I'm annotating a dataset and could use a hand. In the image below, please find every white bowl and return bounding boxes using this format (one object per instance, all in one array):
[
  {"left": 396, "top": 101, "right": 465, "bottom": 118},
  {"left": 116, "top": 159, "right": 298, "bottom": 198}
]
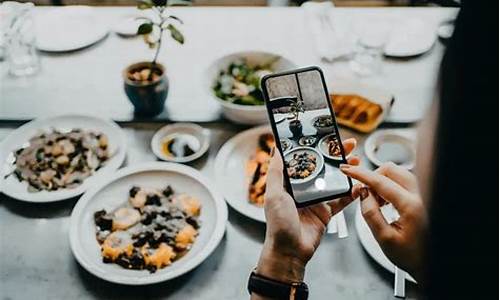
[
  {"left": 69, "top": 162, "right": 228, "bottom": 285},
  {"left": 205, "top": 51, "right": 296, "bottom": 125},
  {"left": 151, "top": 123, "right": 210, "bottom": 163}
]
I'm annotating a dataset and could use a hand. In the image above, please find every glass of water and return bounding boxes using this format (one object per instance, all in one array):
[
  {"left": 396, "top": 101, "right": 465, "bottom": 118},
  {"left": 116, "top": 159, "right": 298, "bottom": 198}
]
[
  {"left": 3, "top": 1, "right": 40, "bottom": 77},
  {"left": 350, "top": 19, "right": 391, "bottom": 77}
]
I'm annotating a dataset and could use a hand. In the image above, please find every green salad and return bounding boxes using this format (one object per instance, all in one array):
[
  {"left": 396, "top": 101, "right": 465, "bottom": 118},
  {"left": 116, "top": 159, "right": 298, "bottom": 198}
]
[{"left": 213, "top": 59, "right": 274, "bottom": 106}]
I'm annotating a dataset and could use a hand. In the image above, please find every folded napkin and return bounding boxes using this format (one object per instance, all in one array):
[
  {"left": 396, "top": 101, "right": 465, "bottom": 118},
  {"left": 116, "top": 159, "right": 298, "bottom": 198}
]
[{"left": 302, "top": 1, "right": 356, "bottom": 62}]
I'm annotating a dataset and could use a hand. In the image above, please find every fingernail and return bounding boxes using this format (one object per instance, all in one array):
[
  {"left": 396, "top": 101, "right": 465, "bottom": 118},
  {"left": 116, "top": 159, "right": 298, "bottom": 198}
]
[
  {"left": 270, "top": 147, "right": 275, "bottom": 157},
  {"left": 359, "top": 187, "right": 369, "bottom": 201},
  {"left": 340, "top": 164, "right": 351, "bottom": 171}
]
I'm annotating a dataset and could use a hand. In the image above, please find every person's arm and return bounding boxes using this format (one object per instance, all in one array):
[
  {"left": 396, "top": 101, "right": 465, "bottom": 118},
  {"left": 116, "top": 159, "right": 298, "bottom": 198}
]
[{"left": 250, "top": 139, "right": 359, "bottom": 299}]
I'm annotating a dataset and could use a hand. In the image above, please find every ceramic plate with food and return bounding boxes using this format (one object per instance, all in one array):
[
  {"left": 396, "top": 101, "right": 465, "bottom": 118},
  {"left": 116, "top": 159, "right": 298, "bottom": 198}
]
[
  {"left": 280, "top": 138, "right": 293, "bottom": 152},
  {"left": 69, "top": 162, "right": 227, "bottom": 285},
  {"left": 328, "top": 80, "right": 394, "bottom": 133},
  {"left": 206, "top": 51, "right": 296, "bottom": 125},
  {"left": 317, "top": 133, "right": 347, "bottom": 161},
  {"left": 151, "top": 123, "right": 210, "bottom": 163},
  {"left": 214, "top": 126, "right": 273, "bottom": 222},
  {"left": 284, "top": 147, "right": 324, "bottom": 185},
  {"left": 0, "top": 115, "right": 126, "bottom": 202}
]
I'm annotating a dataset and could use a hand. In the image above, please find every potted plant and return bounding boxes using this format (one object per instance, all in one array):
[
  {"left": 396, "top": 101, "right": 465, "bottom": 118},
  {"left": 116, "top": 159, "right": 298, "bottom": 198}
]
[
  {"left": 288, "top": 96, "right": 305, "bottom": 137},
  {"left": 124, "top": 0, "right": 189, "bottom": 117}
]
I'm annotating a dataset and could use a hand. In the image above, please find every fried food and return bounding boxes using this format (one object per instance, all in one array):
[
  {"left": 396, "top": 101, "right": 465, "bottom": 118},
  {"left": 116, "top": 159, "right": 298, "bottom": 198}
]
[
  {"left": 331, "top": 94, "right": 383, "bottom": 133},
  {"left": 246, "top": 133, "right": 275, "bottom": 206},
  {"left": 8, "top": 129, "right": 109, "bottom": 192},
  {"left": 94, "top": 185, "right": 201, "bottom": 273}
]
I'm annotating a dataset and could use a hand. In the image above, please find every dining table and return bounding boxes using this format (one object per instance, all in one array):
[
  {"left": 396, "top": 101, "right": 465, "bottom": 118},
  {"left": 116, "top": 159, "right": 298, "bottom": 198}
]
[{"left": 0, "top": 5, "right": 458, "bottom": 300}]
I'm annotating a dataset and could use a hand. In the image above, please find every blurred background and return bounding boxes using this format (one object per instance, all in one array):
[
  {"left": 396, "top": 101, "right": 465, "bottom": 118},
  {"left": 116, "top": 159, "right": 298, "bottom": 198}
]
[{"left": 21, "top": 0, "right": 461, "bottom": 7}]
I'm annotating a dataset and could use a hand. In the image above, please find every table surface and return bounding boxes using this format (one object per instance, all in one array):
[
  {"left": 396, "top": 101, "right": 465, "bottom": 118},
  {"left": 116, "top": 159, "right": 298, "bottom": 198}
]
[
  {"left": 0, "top": 6, "right": 457, "bottom": 123},
  {"left": 0, "top": 6, "right": 457, "bottom": 300}
]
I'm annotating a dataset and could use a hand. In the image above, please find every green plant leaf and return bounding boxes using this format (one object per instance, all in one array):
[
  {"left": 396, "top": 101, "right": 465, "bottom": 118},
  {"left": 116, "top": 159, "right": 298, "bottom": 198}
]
[
  {"left": 168, "top": 0, "right": 192, "bottom": 6},
  {"left": 167, "top": 15, "right": 183, "bottom": 24},
  {"left": 137, "top": 0, "right": 153, "bottom": 9},
  {"left": 137, "top": 22, "right": 153, "bottom": 35},
  {"left": 166, "top": 23, "right": 184, "bottom": 44}
]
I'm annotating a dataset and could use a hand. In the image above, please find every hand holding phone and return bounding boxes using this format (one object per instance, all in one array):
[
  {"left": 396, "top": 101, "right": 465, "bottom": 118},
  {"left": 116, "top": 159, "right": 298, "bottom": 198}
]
[{"left": 261, "top": 66, "right": 352, "bottom": 207}]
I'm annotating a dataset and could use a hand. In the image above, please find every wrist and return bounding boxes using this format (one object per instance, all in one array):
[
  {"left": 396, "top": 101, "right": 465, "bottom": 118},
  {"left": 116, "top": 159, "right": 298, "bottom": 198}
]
[{"left": 256, "top": 242, "right": 306, "bottom": 283}]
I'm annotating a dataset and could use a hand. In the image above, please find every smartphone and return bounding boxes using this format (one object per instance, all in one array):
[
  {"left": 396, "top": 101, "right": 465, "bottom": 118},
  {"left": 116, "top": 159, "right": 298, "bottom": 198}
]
[{"left": 261, "top": 66, "right": 352, "bottom": 207}]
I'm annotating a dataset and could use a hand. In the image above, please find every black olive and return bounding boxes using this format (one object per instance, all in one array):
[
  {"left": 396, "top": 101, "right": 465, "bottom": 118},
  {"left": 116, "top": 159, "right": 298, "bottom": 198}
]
[
  {"left": 129, "top": 186, "right": 140, "bottom": 198},
  {"left": 146, "top": 194, "right": 161, "bottom": 206},
  {"left": 162, "top": 185, "right": 174, "bottom": 197}
]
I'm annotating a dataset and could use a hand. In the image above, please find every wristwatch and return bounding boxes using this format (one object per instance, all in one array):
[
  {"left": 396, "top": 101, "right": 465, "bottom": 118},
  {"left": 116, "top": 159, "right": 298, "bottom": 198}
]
[{"left": 247, "top": 269, "right": 309, "bottom": 300}]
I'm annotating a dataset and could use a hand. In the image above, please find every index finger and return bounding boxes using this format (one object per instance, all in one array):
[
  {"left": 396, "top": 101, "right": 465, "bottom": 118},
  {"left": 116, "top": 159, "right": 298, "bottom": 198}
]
[
  {"left": 340, "top": 165, "right": 413, "bottom": 210},
  {"left": 376, "top": 162, "right": 419, "bottom": 193}
]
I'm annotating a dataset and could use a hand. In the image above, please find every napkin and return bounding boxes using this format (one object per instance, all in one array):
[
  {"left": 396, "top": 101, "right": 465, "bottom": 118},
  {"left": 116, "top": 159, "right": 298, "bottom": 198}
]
[{"left": 302, "top": 1, "right": 355, "bottom": 62}]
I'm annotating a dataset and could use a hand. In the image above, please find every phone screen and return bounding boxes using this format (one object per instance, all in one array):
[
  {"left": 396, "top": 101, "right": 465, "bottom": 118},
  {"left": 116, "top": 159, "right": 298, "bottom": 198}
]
[{"left": 262, "top": 67, "right": 352, "bottom": 206}]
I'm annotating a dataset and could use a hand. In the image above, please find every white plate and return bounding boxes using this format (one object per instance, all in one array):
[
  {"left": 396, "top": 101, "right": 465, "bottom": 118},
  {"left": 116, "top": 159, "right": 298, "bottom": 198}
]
[
  {"left": 214, "top": 125, "right": 271, "bottom": 222},
  {"left": 35, "top": 6, "right": 108, "bottom": 52},
  {"left": 317, "top": 133, "right": 346, "bottom": 161},
  {"left": 384, "top": 18, "right": 436, "bottom": 57},
  {"left": 354, "top": 201, "right": 416, "bottom": 283},
  {"left": 364, "top": 129, "right": 416, "bottom": 170},
  {"left": 151, "top": 123, "right": 210, "bottom": 163},
  {"left": 69, "top": 162, "right": 228, "bottom": 285},
  {"left": 0, "top": 114, "right": 126, "bottom": 202},
  {"left": 284, "top": 146, "right": 324, "bottom": 185}
]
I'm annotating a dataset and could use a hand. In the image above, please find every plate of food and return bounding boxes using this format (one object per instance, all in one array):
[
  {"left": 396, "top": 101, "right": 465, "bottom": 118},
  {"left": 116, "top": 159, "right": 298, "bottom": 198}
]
[
  {"left": 284, "top": 147, "right": 324, "bottom": 185},
  {"left": 311, "top": 115, "right": 335, "bottom": 135},
  {"left": 298, "top": 135, "right": 317, "bottom": 147},
  {"left": 0, "top": 115, "right": 126, "bottom": 202},
  {"left": 69, "top": 162, "right": 227, "bottom": 285},
  {"left": 317, "top": 133, "right": 347, "bottom": 161},
  {"left": 206, "top": 51, "right": 296, "bottom": 125},
  {"left": 280, "top": 138, "right": 293, "bottom": 152},
  {"left": 328, "top": 80, "right": 394, "bottom": 133},
  {"left": 214, "top": 126, "right": 274, "bottom": 222}
]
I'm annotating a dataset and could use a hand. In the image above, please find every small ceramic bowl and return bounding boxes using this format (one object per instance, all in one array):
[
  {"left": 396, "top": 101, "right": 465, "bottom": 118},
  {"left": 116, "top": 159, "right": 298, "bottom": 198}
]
[{"left": 151, "top": 123, "right": 210, "bottom": 163}]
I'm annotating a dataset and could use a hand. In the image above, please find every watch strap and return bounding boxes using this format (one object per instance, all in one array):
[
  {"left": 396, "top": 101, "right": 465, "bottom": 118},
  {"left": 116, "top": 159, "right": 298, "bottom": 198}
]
[{"left": 247, "top": 270, "right": 309, "bottom": 300}]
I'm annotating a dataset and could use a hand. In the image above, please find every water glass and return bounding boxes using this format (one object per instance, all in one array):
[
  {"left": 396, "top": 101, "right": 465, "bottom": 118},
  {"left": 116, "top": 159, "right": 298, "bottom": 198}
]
[
  {"left": 350, "top": 19, "right": 390, "bottom": 77},
  {"left": 3, "top": 1, "right": 40, "bottom": 77}
]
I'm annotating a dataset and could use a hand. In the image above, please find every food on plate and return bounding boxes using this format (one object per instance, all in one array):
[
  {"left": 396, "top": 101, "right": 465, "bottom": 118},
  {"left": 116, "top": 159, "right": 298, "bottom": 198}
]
[
  {"left": 313, "top": 115, "right": 334, "bottom": 129},
  {"left": 325, "top": 136, "right": 342, "bottom": 157},
  {"left": 280, "top": 138, "right": 293, "bottom": 152},
  {"left": 286, "top": 152, "right": 317, "bottom": 180},
  {"left": 298, "top": 135, "right": 317, "bottom": 147},
  {"left": 161, "top": 134, "right": 200, "bottom": 159},
  {"left": 6, "top": 129, "right": 109, "bottom": 192},
  {"left": 246, "top": 133, "right": 275, "bottom": 206},
  {"left": 330, "top": 94, "right": 384, "bottom": 133},
  {"left": 213, "top": 59, "right": 274, "bottom": 106},
  {"left": 93, "top": 185, "right": 201, "bottom": 273}
]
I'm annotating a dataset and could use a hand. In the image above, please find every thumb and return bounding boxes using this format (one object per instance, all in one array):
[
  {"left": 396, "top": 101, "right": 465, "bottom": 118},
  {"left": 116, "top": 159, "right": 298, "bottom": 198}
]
[{"left": 265, "top": 148, "right": 285, "bottom": 200}]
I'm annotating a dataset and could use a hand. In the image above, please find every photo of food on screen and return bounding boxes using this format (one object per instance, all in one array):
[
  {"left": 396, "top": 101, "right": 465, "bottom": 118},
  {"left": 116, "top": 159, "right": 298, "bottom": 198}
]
[{"left": 264, "top": 70, "right": 350, "bottom": 203}]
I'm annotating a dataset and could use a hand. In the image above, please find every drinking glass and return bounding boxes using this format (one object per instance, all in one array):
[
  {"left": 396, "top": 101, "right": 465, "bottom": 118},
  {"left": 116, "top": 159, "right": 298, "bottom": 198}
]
[
  {"left": 3, "top": 1, "right": 40, "bottom": 77},
  {"left": 350, "top": 19, "right": 391, "bottom": 77}
]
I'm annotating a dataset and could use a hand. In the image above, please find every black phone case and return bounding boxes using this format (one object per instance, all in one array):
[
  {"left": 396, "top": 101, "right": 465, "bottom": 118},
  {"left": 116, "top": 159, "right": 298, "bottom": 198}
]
[{"left": 261, "top": 66, "right": 353, "bottom": 208}]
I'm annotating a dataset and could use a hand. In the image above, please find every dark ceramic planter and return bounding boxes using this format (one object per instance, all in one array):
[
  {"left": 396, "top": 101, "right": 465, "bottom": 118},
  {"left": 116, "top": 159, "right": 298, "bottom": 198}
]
[
  {"left": 123, "top": 62, "right": 168, "bottom": 117},
  {"left": 289, "top": 120, "right": 303, "bottom": 137}
]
